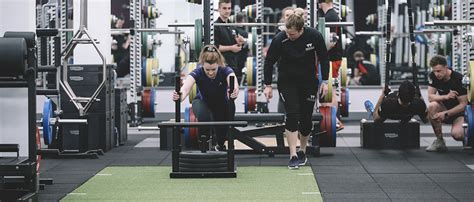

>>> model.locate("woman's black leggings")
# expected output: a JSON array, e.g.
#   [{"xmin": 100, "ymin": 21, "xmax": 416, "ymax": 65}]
[
  {"xmin": 278, "ymin": 80, "xmax": 318, "ymax": 136},
  {"xmin": 191, "ymin": 99, "xmax": 235, "ymax": 146}
]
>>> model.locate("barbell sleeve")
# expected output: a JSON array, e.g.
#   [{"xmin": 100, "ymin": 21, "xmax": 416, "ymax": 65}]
[
  {"xmin": 137, "ymin": 126, "xmax": 160, "ymax": 131},
  {"xmin": 425, "ymin": 20, "xmax": 474, "ymax": 26}
]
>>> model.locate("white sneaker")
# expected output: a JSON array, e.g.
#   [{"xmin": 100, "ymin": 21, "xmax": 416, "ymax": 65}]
[{"xmin": 426, "ymin": 139, "xmax": 448, "ymax": 152}]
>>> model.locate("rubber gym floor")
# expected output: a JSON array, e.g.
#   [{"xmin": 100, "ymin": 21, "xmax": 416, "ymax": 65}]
[{"xmin": 38, "ymin": 121, "xmax": 474, "ymax": 201}]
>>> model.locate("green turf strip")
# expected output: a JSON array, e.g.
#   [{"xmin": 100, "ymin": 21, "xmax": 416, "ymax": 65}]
[{"xmin": 62, "ymin": 166, "xmax": 322, "ymax": 201}]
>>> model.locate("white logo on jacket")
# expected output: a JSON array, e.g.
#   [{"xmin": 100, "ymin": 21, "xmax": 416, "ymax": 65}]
[{"xmin": 305, "ymin": 43, "xmax": 314, "ymax": 51}]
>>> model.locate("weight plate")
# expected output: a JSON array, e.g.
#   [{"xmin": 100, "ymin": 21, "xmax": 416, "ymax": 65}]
[
  {"xmin": 319, "ymin": 106, "xmax": 337, "ymax": 147},
  {"xmin": 246, "ymin": 57, "xmax": 255, "ymax": 86},
  {"xmin": 465, "ymin": 105, "xmax": 474, "ymax": 146},
  {"xmin": 194, "ymin": 19, "xmax": 203, "ymax": 61},
  {"xmin": 179, "ymin": 162, "xmax": 228, "ymax": 169},
  {"xmin": 141, "ymin": 57, "xmax": 147, "ymax": 86},
  {"xmin": 322, "ymin": 63, "xmax": 333, "ymax": 103},
  {"xmin": 36, "ymin": 127, "xmax": 41, "ymax": 173},
  {"xmin": 179, "ymin": 157, "xmax": 227, "ymax": 164},
  {"xmin": 42, "ymin": 99, "xmax": 53, "ymax": 145},
  {"xmin": 469, "ymin": 61, "xmax": 474, "ymax": 102},
  {"xmin": 179, "ymin": 151, "xmax": 228, "ymax": 159},
  {"xmin": 340, "ymin": 57, "xmax": 348, "ymax": 87},
  {"xmin": 179, "ymin": 167, "xmax": 228, "ymax": 172},
  {"xmin": 244, "ymin": 87, "xmax": 256, "ymax": 113},
  {"xmin": 152, "ymin": 58, "xmax": 159, "ymax": 86},
  {"xmin": 340, "ymin": 88, "xmax": 349, "ymax": 117},
  {"xmin": 142, "ymin": 89, "xmax": 155, "ymax": 117}
]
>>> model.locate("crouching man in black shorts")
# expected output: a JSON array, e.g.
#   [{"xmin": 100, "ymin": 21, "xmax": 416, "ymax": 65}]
[{"xmin": 425, "ymin": 55, "xmax": 467, "ymax": 152}]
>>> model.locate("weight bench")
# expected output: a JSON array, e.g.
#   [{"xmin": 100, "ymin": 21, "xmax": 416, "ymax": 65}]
[{"xmin": 232, "ymin": 113, "xmax": 323, "ymax": 156}]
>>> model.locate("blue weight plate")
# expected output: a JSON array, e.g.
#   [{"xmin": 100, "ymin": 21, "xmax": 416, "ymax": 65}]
[
  {"xmin": 244, "ymin": 88, "xmax": 248, "ymax": 113},
  {"xmin": 331, "ymin": 106, "xmax": 337, "ymax": 147},
  {"xmin": 465, "ymin": 105, "xmax": 474, "ymax": 145},
  {"xmin": 252, "ymin": 58, "xmax": 256, "ymax": 84},
  {"xmin": 42, "ymin": 99, "xmax": 53, "ymax": 145},
  {"xmin": 141, "ymin": 58, "xmax": 147, "ymax": 86}
]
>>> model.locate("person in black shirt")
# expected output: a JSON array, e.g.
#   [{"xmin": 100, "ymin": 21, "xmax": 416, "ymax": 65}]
[
  {"xmin": 233, "ymin": 12, "xmax": 248, "ymax": 82},
  {"xmin": 372, "ymin": 80, "xmax": 427, "ymax": 123},
  {"xmin": 214, "ymin": 0, "xmax": 244, "ymax": 78},
  {"xmin": 264, "ymin": 12, "xmax": 329, "ymax": 169},
  {"xmin": 112, "ymin": 17, "xmax": 131, "ymax": 77},
  {"xmin": 425, "ymin": 55, "xmax": 467, "ymax": 152},
  {"xmin": 352, "ymin": 51, "xmax": 380, "ymax": 85}
]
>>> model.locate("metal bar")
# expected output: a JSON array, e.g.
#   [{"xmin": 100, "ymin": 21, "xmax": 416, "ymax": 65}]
[
  {"xmin": 167, "ymin": 23, "xmax": 195, "ymax": 27},
  {"xmin": 137, "ymin": 126, "xmax": 159, "ymax": 130},
  {"xmin": 55, "ymin": 118, "xmax": 88, "ymax": 124},
  {"xmin": 80, "ymin": 0, "xmax": 87, "ymax": 28},
  {"xmin": 355, "ymin": 31, "xmax": 383, "ymax": 35},
  {"xmin": 424, "ymin": 20, "xmax": 474, "ymax": 26},
  {"xmin": 170, "ymin": 22, "xmax": 355, "ymax": 27},
  {"xmin": 413, "ymin": 29, "xmax": 454, "ymax": 34},
  {"xmin": 157, "ymin": 121, "xmax": 248, "ymax": 127}
]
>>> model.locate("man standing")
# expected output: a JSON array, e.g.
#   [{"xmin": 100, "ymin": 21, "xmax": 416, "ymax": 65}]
[
  {"xmin": 214, "ymin": 0, "xmax": 244, "ymax": 80},
  {"xmin": 426, "ymin": 55, "xmax": 467, "ymax": 152}
]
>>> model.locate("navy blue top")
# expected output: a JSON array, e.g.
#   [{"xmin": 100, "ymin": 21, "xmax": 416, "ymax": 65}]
[{"xmin": 189, "ymin": 65, "xmax": 234, "ymax": 105}]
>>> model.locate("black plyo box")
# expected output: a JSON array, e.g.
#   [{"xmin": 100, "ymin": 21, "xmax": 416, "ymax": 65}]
[
  {"xmin": 61, "ymin": 113, "xmax": 108, "ymax": 151},
  {"xmin": 360, "ymin": 120, "xmax": 420, "ymax": 149}
]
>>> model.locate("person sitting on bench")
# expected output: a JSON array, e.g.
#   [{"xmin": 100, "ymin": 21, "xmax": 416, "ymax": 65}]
[
  {"xmin": 172, "ymin": 45, "xmax": 239, "ymax": 151},
  {"xmin": 370, "ymin": 80, "xmax": 428, "ymax": 124},
  {"xmin": 425, "ymin": 55, "xmax": 467, "ymax": 152}
]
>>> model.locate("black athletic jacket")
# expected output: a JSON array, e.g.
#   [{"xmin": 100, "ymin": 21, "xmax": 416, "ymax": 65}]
[{"xmin": 264, "ymin": 27, "xmax": 329, "ymax": 85}]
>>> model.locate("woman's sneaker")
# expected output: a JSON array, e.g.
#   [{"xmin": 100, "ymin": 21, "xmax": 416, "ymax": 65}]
[
  {"xmin": 296, "ymin": 151, "xmax": 307, "ymax": 166},
  {"xmin": 288, "ymin": 156, "xmax": 299, "ymax": 170}
]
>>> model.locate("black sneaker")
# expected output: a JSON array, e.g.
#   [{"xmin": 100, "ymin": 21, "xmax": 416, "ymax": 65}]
[
  {"xmin": 213, "ymin": 145, "xmax": 226, "ymax": 151},
  {"xmin": 288, "ymin": 156, "xmax": 299, "ymax": 170},
  {"xmin": 296, "ymin": 151, "xmax": 307, "ymax": 166}
]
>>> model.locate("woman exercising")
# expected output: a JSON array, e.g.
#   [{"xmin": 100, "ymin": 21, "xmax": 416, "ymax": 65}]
[{"xmin": 173, "ymin": 45, "xmax": 239, "ymax": 151}]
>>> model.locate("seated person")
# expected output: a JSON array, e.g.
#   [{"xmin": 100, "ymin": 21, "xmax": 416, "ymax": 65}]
[
  {"xmin": 172, "ymin": 45, "xmax": 239, "ymax": 151},
  {"xmin": 425, "ymin": 55, "xmax": 467, "ymax": 152},
  {"xmin": 370, "ymin": 80, "xmax": 428, "ymax": 123},
  {"xmin": 352, "ymin": 51, "xmax": 380, "ymax": 86}
]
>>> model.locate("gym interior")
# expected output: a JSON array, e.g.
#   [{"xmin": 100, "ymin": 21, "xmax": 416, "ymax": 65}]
[{"xmin": 0, "ymin": 0, "xmax": 473, "ymax": 201}]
